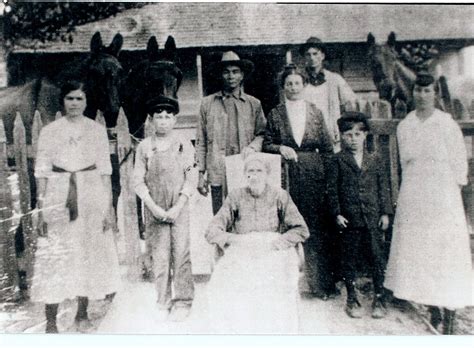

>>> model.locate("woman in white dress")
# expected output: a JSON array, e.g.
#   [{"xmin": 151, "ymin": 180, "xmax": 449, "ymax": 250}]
[
  {"xmin": 205, "ymin": 154, "xmax": 309, "ymax": 334},
  {"xmin": 384, "ymin": 73, "xmax": 472, "ymax": 334},
  {"xmin": 31, "ymin": 80, "xmax": 121, "ymax": 333}
]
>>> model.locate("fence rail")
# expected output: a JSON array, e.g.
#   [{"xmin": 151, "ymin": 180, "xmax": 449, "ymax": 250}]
[{"xmin": 1, "ymin": 98, "xmax": 473, "ymax": 302}]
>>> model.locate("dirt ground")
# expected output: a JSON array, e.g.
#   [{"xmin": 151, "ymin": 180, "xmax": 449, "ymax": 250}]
[{"xmin": 0, "ymin": 271, "xmax": 471, "ymax": 336}]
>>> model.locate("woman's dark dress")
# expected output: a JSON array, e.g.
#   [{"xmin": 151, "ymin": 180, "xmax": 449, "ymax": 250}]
[{"xmin": 263, "ymin": 101, "xmax": 339, "ymax": 296}]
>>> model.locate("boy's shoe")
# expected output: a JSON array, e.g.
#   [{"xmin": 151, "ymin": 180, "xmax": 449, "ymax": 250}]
[
  {"xmin": 168, "ymin": 306, "xmax": 191, "ymax": 322},
  {"xmin": 371, "ymin": 295, "xmax": 388, "ymax": 319},
  {"xmin": 345, "ymin": 298, "xmax": 363, "ymax": 318}
]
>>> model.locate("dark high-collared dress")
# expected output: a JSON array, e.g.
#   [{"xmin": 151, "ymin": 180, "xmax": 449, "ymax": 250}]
[{"xmin": 263, "ymin": 100, "xmax": 338, "ymax": 295}]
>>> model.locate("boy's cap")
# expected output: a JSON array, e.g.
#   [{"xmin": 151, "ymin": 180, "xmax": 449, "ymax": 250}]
[
  {"xmin": 337, "ymin": 111, "xmax": 370, "ymax": 132},
  {"xmin": 146, "ymin": 96, "xmax": 179, "ymax": 115}
]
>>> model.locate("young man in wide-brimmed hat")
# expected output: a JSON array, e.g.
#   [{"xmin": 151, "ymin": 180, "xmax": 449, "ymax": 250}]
[
  {"xmin": 195, "ymin": 51, "xmax": 267, "ymax": 214},
  {"xmin": 300, "ymin": 37, "xmax": 357, "ymax": 153}
]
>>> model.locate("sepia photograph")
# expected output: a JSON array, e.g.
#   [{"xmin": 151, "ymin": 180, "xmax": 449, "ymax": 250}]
[{"xmin": 0, "ymin": 1, "xmax": 472, "ymax": 344}]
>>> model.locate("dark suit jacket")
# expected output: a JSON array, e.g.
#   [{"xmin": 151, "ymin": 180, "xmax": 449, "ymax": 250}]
[
  {"xmin": 262, "ymin": 101, "xmax": 334, "ymax": 233},
  {"xmin": 262, "ymin": 101, "xmax": 333, "ymax": 181},
  {"xmin": 326, "ymin": 149, "xmax": 393, "ymax": 230}
]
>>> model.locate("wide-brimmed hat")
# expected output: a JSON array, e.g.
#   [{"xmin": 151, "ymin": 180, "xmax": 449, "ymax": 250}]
[
  {"xmin": 299, "ymin": 37, "xmax": 326, "ymax": 56},
  {"xmin": 145, "ymin": 95, "xmax": 179, "ymax": 115},
  {"xmin": 214, "ymin": 51, "xmax": 254, "ymax": 76}
]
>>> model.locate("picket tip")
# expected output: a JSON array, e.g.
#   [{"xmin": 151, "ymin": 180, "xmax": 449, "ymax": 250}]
[
  {"xmin": 116, "ymin": 107, "xmax": 129, "ymax": 128},
  {"xmin": 0, "ymin": 117, "xmax": 6, "ymax": 143},
  {"xmin": 96, "ymin": 110, "xmax": 106, "ymax": 126},
  {"xmin": 13, "ymin": 112, "xmax": 26, "ymax": 137}
]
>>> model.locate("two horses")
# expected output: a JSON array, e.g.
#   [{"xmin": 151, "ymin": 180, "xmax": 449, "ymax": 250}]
[
  {"xmin": 0, "ymin": 32, "xmax": 182, "ymax": 143},
  {"xmin": 367, "ymin": 32, "xmax": 474, "ymax": 118}
]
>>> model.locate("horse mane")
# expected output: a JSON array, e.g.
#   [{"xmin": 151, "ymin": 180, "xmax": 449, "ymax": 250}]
[{"xmin": 367, "ymin": 32, "xmax": 455, "ymax": 114}]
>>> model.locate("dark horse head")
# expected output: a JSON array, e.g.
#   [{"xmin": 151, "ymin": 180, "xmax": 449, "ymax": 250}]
[
  {"xmin": 82, "ymin": 32, "xmax": 125, "ymax": 127},
  {"xmin": 0, "ymin": 32, "xmax": 124, "ymax": 143},
  {"xmin": 121, "ymin": 35, "xmax": 182, "ymax": 137},
  {"xmin": 367, "ymin": 32, "xmax": 450, "ymax": 114}
]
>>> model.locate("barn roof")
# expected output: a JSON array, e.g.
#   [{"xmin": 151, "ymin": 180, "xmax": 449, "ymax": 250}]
[{"xmin": 13, "ymin": 3, "xmax": 474, "ymax": 53}]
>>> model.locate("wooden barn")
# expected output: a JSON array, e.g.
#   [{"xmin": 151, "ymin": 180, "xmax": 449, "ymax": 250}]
[{"xmin": 6, "ymin": 3, "xmax": 474, "ymax": 140}]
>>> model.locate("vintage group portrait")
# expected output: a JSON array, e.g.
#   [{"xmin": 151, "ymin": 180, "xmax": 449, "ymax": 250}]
[{"xmin": 0, "ymin": 2, "xmax": 472, "ymax": 344}]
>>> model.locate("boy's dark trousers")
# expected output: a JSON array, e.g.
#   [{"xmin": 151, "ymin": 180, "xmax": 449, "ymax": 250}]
[{"xmin": 340, "ymin": 227, "xmax": 385, "ymax": 296}]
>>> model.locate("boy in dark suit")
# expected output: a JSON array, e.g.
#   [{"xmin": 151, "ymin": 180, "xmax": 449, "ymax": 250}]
[{"xmin": 327, "ymin": 112, "xmax": 392, "ymax": 319}]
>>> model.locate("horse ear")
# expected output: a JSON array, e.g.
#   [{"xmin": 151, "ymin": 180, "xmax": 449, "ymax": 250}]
[
  {"xmin": 163, "ymin": 36, "xmax": 177, "ymax": 62},
  {"xmin": 108, "ymin": 33, "xmax": 123, "ymax": 57},
  {"xmin": 147, "ymin": 36, "xmax": 160, "ymax": 61},
  {"xmin": 90, "ymin": 32, "xmax": 103, "ymax": 54},
  {"xmin": 388, "ymin": 32, "xmax": 397, "ymax": 47},
  {"xmin": 367, "ymin": 33, "xmax": 375, "ymax": 46}
]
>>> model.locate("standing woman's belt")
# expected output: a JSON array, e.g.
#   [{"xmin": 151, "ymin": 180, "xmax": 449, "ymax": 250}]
[{"xmin": 52, "ymin": 164, "xmax": 97, "ymax": 221}]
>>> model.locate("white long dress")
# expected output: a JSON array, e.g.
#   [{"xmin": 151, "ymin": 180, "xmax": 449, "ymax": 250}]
[
  {"xmin": 30, "ymin": 117, "xmax": 121, "ymax": 303},
  {"xmin": 384, "ymin": 109, "xmax": 472, "ymax": 308}
]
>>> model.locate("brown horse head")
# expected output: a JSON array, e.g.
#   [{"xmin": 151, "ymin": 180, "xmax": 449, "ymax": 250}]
[{"xmin": 121, "ymin": 35, "xmax": 182, "ymax": 137}]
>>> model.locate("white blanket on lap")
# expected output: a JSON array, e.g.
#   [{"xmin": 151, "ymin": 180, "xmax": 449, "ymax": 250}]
[{"xmin": 206, "ymin": 232, "xmax": 300, "ymax": 334}]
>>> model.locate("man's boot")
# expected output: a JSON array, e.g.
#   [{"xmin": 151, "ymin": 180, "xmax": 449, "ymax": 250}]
[
  {"xmin": 442, "ymin": 309, "xmax": 456, "ymax": 335},
  {"xmin": 371, "ymin": 293, "xmax": 387, "ymax": 319},
  {"xmin": 428, "ymin": 306, "xmax": 442, "ymax": 331},
  {"xmin": 344, "ymin": 283, "xmax": 363, "ymax": 318},
  {"xmin": 45, "ymin": 303, "xmax": 59, "ymax": 333},
  {"xmin": 75, "ymin": 296, "xmax": 93, "ymax": 332}
]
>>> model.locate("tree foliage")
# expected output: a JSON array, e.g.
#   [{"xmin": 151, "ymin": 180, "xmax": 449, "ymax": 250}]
[{"xmin": 3, "ymin": 2, "xmax": 146, "ymax": 49}]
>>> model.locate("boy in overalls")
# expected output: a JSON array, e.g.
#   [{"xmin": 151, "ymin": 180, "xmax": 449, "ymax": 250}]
[{"xmin": 133, "ymin": 96, "xmax": 197, "ymax": 321}]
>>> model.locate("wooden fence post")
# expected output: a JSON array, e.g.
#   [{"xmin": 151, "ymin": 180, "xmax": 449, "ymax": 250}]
[
  {"xmin": 0, "ymin": 117, "xmax": 19, "ymax": 301},
  {"xmin": 394, "ymin": 99, "xmax": 407, "ymax": 119},
  {"xmin": 365, "ymin": 100, "xmax": 377, "ymax": 119},
  {"xmin": 31, "ymin": 111, "xmax": 43, "ymax": 160},
  {"xmin": 96, "ymin": 110, "xmax": 106, "ymax": 127},
  {"xmin": 116, "ymin": 107, "xmax": 141, "ymax": 281},
  {"xmin": 453, "ymin": 98, "xmax": 468, "ymax": 120},
  {"xmin": 13, "ymin": 112, "xmax": 34, "ymax": 298},
  {"xmin": 344, "ymin": 100, "xmax": 355, "ymax": 113},
  {"xmin": 378, "ymin": 100, "xmax": 392, "ymax": 120},
  {"xmin": 144, "ymin": 116, "xmax": 153, "ymax": 139}
]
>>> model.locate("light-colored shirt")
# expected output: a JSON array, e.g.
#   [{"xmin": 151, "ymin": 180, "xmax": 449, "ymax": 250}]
[
  {"xmin": 302, "ymin": 69, "xmax": 357, "ymax": 153},
  {"xmin": 35, "ymin": 116, "xmax": 112, "ymax": 177},
  {"xmin": 302, "ymin": 83, "xmax": 329, "ymax": 128},
  {"xmin": 353, "ymin": 151, "xmax": 363, "ymax": 168},
  {"xmin": 285, "ymin": 98, "xmax": 307, "ymax": 147}
]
